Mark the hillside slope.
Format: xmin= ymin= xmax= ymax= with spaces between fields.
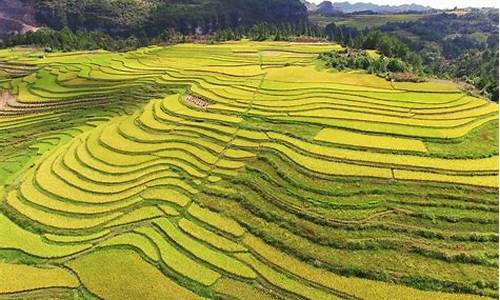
xmin=0 ymin=0 xmax=308 ymax=38
xmin=32 ymin=0 xmax=307 ymax=35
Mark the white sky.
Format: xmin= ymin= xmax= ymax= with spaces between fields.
xmin=309 ymin=0 xmax=499 ymax=9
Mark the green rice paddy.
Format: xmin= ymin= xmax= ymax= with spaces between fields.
xmin=0 ymin=41 xmax=497 ymax=299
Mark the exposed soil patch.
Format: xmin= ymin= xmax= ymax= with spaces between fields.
xmin=183 ymin=95 xmax=211 ymax=109
xmin=0 ymin=91 xmax=15 ymax=110
xmin=291 ymin=36 xmax=328 ymax=43
xmin=387 ymin=72 xmax=426 ymax=82
xmin=430 ymin=78 xmax=488 ymax=99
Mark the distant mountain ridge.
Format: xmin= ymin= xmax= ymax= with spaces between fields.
xmin=310 ymin=1 xmax=432 ymax=14
xmin=300 ymin=0 xmax=318 ymax=11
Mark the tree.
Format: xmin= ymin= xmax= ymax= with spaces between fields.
xmin=325 ymin=23 xmax=337 ymax=41
xmin=274 ymin=29 xmax=282 ymax=41
xmin=387 ymin=58 xmax=408 ymax=72
xmin=407 ymin=52 xmax=423 ymax=72
xmin=377 ymin=36 xmax=394 ymax=57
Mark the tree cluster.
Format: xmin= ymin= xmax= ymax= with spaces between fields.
xmin=324 ymin=23 xmax=423 ymax=72
xmin=378 ymin=8 xmax=498 ymax=100
xmin=214 ymin=22 xmax=324 ymax=42
xmin=0 ymin=28 xmax=146 ymax=51
xmin=320 ymin=9 xmax=498 ymax=101
xmin=449 ymin=49 xmax=499 ymax=101
xmin=319 ymin=49 xmax=415 ymax=76
xmin=379 ymin=9 xmax=498 ymax=58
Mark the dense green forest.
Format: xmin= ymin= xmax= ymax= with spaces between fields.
xmin=319 ymin=49 xmax=422 ymax=79
xmin=1 ymin=28 xmax=143 ymax=52
xmin=378 ymin=9 xmax=499 ymax=100
xmin=33 ymin=0 xmax=308 ymax=36
xmin=319 ymin=9 xmax=498 ymax=101
xmin=0 ymin=22 xmax=324 ymax=51
xmin=323 ymin=23 xmax=422 ymax=68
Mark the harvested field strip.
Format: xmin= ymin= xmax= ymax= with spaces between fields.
xmin=270 ymin=132 xmax=498 ymax=173
xmin=280 ymin=114 xmax=498 ymax=139
xmin=6 ymin=190 xmax=122 ymax=230
xmin=206 ymin=88 xmax=477 ymax=112
xmin=106 ymin=206 xmax=165 ymax=227
xmin=178 ymin=218 xmax=247 ymax=252
xmin=136 ymin=226 xmax=221 ymax=286
xmin=66 ymin=249 xmax=205 ymax=300
xmin=251 ymin=90 xmax=471 ymax=110
xmin=45 ymin=230 xmax=110 ymax=243
xmin=99 ymin=232 xmax=160 ymax=261
xmin=314 ymin=127 xmax=428 ymax=152
xmin=213 ymin=278 xmax=276 ymax=300
xmin=236 ymin=253 xmax=342 ymax=300
xmin=188 ymin=203 xmax=246 ymax=237
xmin=19 ymin=173 xmax=141 ymax=215
xmin=288 ymin=108 xmax=495 ymax=128
xmin=141 ymin=187 xmax=191 ymax=207
xmin=154 ymin=218 xmax=256 ymax=278
xmin=261 ymin=142 xmax=393 ymax=178
xmin=394 ymin=170 xmax=499 ymax=188
xmin=0 ymin=262 xmax=79 ymax=294
xmin=0 ymin=214 xmax=91 ymax=258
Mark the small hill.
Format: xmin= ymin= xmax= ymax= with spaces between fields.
xmin=315 ymin=1 xmax=344 ymax=16
xmin=300 ymin=0 xmax=318 ymax=11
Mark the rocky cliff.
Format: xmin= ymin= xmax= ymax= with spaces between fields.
xmin=0 ymin=0 xmax=39 ymax=40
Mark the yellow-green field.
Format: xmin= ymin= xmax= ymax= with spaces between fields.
xmin=0 ymin=41 xmax=498 ymax=300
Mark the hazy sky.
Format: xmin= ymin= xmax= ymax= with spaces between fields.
xmin=309 ymin=0 xmax=499 ymax=9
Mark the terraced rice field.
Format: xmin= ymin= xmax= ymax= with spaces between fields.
xmin=0 ymin=41 xmax=498 ymax=299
